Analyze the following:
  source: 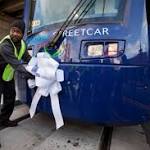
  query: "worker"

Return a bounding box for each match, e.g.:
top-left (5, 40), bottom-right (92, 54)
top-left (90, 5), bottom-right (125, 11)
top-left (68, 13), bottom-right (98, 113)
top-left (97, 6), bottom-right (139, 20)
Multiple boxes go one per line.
top-left (0, 20), bottom-right (33, 127)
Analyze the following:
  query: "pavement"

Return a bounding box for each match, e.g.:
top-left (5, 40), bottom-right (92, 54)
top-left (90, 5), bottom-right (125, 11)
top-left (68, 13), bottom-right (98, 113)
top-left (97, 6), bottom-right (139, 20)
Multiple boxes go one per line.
top-left (0, 104), bottom-right (150, 150)
top-left (0, 105), bottom-right (101, 150)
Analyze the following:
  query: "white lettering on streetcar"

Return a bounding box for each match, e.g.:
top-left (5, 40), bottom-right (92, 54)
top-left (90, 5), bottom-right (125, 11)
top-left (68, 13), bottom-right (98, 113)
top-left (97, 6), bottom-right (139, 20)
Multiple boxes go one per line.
top-left (53, 27), bottom-right (109, 37)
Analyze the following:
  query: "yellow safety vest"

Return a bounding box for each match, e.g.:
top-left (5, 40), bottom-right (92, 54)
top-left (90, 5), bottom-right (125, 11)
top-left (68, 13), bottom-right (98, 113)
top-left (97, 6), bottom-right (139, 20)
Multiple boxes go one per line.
top-left (0, 35), bottom-right (26, 81)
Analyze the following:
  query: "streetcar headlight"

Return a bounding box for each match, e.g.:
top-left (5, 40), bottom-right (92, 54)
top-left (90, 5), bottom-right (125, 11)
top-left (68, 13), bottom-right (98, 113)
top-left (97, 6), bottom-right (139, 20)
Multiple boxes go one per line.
top-left (87, 44), bottom-right (103, 57)
top-left (108, 43), bottom-right (118, 56)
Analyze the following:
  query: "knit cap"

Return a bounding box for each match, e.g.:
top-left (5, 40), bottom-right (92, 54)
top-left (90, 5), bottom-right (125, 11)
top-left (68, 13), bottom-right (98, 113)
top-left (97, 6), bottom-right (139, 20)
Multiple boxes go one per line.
top-left (10, 20), bottom-right (25, 34)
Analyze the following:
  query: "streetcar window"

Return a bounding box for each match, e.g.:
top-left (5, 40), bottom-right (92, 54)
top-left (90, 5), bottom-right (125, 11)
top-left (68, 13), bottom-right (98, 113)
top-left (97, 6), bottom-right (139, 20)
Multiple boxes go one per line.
top-left (30, 0), bottom-right (126, 31)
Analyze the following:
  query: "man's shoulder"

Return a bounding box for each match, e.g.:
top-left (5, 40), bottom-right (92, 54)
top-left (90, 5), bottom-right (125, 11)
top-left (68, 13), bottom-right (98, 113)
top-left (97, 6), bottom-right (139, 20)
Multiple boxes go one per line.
top-left (0, 39), bottom-right (12, 51)
top-left (0, 39), bottom-right (14, 55)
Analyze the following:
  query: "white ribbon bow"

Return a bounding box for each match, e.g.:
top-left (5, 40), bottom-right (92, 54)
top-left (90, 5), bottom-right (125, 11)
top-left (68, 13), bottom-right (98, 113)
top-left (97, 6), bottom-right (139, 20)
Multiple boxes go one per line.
top-left (26, 52), bottom-right (64, 129)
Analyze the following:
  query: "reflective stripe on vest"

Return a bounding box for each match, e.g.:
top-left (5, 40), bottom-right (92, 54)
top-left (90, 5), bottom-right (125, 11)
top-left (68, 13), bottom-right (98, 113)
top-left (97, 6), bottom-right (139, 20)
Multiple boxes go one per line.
top-left (0, 35), bottom-right (26, 81)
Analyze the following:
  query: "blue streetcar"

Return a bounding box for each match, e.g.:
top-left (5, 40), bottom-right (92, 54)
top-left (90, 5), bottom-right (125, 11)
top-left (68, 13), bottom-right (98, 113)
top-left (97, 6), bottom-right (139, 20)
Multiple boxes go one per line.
top-left (24, 0), bottom-right (150, 125)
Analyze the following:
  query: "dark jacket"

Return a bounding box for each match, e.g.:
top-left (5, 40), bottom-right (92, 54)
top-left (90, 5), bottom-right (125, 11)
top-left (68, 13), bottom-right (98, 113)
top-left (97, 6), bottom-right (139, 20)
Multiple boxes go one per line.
top-left (0, 38), bottom-right (31, 79)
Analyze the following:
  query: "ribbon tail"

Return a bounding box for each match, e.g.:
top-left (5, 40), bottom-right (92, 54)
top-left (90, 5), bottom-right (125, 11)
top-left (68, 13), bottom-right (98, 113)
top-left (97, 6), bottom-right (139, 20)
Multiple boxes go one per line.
top-left (29, 88), bottom-right (41, 118)
top-left (50, 93), bottom-right (64, 130)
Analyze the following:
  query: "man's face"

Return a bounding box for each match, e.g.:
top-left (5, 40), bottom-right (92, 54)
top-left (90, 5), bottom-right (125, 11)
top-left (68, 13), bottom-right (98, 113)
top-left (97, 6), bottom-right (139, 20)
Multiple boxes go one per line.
top-left (10, 27), bottom-right (23, 43)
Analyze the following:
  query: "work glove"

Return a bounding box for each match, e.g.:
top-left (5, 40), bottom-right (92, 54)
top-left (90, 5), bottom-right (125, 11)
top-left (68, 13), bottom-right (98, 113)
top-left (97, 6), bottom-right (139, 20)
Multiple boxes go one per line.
top-left (16, 64), bottom-right (35, 79)
top-left (21, 71), bottom-right (35, 79)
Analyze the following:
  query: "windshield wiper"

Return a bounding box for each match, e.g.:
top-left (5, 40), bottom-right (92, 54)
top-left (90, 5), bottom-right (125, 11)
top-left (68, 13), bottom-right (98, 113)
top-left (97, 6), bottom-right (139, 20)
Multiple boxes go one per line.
top-left (49, 0), bottom-right (86, 48)
top-left (74, 0), bottom-right (96, 24)
top-left (31, 0), bottom-right (96, 55)
top-left (102, 0), bottom-right (106, 16)
top-left (49, 0), bottom-right (96, 49)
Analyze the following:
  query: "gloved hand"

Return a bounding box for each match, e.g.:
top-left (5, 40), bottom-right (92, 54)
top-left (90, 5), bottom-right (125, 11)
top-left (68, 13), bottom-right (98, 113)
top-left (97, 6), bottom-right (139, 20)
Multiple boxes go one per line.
top-left (22, 72), bottom-right (35, 79)
top-left (16, 64), bottom-right (35, 79)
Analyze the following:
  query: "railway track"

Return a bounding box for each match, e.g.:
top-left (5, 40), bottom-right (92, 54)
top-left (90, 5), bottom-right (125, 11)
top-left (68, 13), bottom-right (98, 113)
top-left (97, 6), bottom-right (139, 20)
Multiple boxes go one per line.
top-left (98, 127), bottom-right (113, 150)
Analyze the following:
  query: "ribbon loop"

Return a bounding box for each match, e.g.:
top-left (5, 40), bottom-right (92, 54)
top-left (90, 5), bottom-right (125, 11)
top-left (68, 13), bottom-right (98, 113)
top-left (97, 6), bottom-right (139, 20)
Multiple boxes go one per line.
top-left (26, 52), bottom-right (64, 129)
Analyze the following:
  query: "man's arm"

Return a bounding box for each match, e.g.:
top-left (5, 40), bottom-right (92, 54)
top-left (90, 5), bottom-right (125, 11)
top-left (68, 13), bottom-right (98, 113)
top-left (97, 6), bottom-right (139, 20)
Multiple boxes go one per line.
top-left (0, 42), bottom-right (33, 78)
top-left (22, 47), bottom-right (31, 63)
